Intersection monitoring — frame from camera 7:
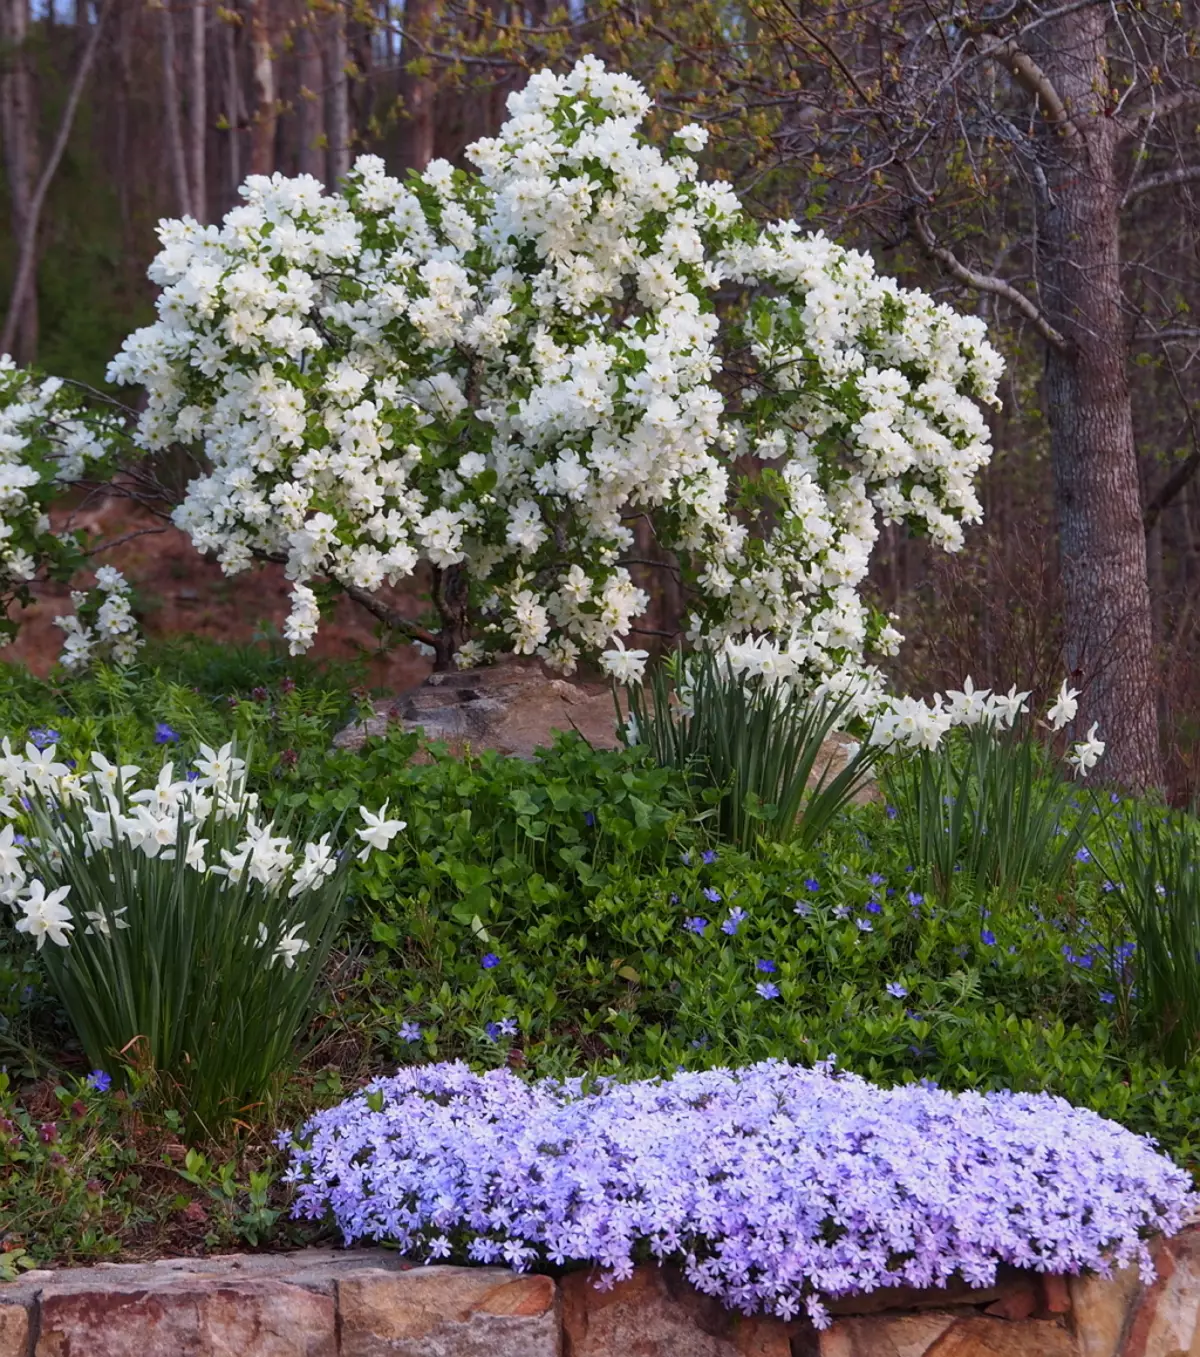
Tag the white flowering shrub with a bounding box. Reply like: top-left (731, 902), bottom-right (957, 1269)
top-left (108, 57), bottom-right (1002, 681)
top-left (53, 566), bottom-right (143, 671)
top-left (0, 356), bottom-right (122, 641)
top-left (0, 737), bottom-right (405, 1126)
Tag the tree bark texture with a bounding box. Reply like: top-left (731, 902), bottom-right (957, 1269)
top-left (1036, 8), bottom-right (1162, 789)
top-left (161, 0), bottom-right (191, 215)
top-left (247, 0), bottom-right (275, 175)
top-left (396, 0), bottom-right (434, 172)
top-left (325, 0), bottom-right (349, 185)
top-left (0, 0), bottom-right (38, 361)
top-left (296, 8), bottom-right (324, 182)
top-left (188, 0), bottom-right (206, 219)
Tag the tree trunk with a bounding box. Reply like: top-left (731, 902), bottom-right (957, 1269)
top-left (247, 0), bottom-right (275, 175)
top-left (296, 7), bottom-right (324, 183)
top-left (1037, 8), bottom-right (1162, 789)
top-left (396, 0), bottom-right (434, 172)
top-left (189, 0), bottom-right (206, 220)
top-left (161, 0), bottom-right (192, 215)
top-left (222, 6), bottom-right (240, 202)
top-left (325, 0), bottom-right (349, 185)
top-left (0, 0), bottom-right (38, 361)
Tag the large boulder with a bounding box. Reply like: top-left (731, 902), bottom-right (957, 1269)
top-left (333, 661), bottom-right (622, 759)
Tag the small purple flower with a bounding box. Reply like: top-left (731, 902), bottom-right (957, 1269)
top-left (481, 953), bottom-right (500, 969)
top-left (756, 981), bottom-right (780, 999)
top-left (154, 722), bottom-right (181, 744)
top-left (28, 727), bottom-right (60, 750)
top-left (681, 851), bottom-right (692, 866)
top-left (908, 892), bottom-right (924, 907)
top-left (855, 918), bottom-right (873, 933)
top-left (833, 904), bottom-right (851, 920)
top-left (1102, 880), bottom-right (1116, 893)
top-left (722, 907), bottom-right (748, 936)
top-left (1099, 991), bottom-right (1116, 1005)
top-left (885, 982), bottom-right (908, 999)
top-left (756, 959), bottom-right (777, 974)
top-left (685, 917), bottom-right (709, 936)
top-left (793, 900), bottom-right (813, 917)
top-left (804, 877), bottom-right (820, 892)
top-left (868, 873), bottom-right (885, 886)
top-left (484, 1022), bottom-right (503, 1042)
top-left (866, 899), bottom-right (881, 914)
top-left (584, 811), bottom-right (596, 827)
top-left (85, 1070), bottom-right (112, 1093)
top-left (703, 887), bottom-right (722, 904)
top-left (186, 769), bottom-right (200, 782)
top-left (398, 1021), bottom-right (422, 1043)
top-left (1075, 847), bottom-right (1092, 864)
top-left (981, 930), bottom-right (997, 947)
top-left (702, 850), bottom-right (718, 865)
top-left (886, 805), bottom-right (898, 820)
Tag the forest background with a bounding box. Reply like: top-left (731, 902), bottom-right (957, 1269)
top-left (2, 0), bottom-right (1200, 793)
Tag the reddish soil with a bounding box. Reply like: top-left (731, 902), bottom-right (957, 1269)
top-left (4, 496), bottom-right (433, 692)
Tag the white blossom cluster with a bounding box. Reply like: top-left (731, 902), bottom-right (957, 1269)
top-left (54, 565), bottom-right (143, 671)
top-left (719, 637), bottom-right (1105, 774)
top-left (0, 738), bottom-right (406, 959)
top-left (0, 355), bottom-right (116, 611)
top-left (108, 58), bottom-right (1002, 682)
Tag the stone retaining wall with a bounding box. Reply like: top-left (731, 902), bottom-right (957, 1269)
top-left (1, 1229), bottom-right (1198, 1356)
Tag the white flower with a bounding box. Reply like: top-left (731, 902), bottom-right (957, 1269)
top-left (357, 802), bottom-right (406, 858)
top-left (1047, 681), bottom-right (1080, 732)
top-left (84, 906), bottom-right (130, 937)
top-left (193, 742), bottom-right (246, 791)
top-left (1068, 723), bottom-right (1105, 778)
top-left (15, 879), bottom-right (74, 949)
top-left (599, 643), bottom-right (649, 685)
top-left (274, 924), bottom-right (311, 969)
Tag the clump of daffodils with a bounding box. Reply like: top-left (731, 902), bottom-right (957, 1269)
top-left (0, 738), bottom-right (405, 958)
top-left (108, 57), bottom-right (1002, 688)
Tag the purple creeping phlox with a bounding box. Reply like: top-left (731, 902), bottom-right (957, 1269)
top-left (284, 1060), bottom-right (1193, 1329)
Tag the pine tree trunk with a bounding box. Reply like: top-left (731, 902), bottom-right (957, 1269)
top-left (325, 0), bottom-right (348, 185)
top-left (0, 0), bottom-right (38, 361)
top-left (1037, 8), bottom-right (1162, 789)
top-left (161, 0), bottom-right (192, 215)
top-left (247, 0), bottom-right (275, 175)
top-left (396, 0), bottom-right (433, 171)
top-left (296, 7), bottom-right (324, 183)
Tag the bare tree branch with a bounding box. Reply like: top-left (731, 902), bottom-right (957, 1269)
top-left (910, 212), bottom-right (1069, 350)
top-left (1124, 163), bottom-right (1200, 207)
top-left (981, 39), bottom-right (1079, 139)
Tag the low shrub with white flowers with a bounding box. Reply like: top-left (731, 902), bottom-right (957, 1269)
top-left (0, 735), bottom-right (404, 1127)
top-left (93, 56), bottom-right (1001, 681)
top-left (286, 1058), bottom-right (1193, 1327)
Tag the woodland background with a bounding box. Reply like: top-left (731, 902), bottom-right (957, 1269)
top-left (2, 0), bottom-right (1200, 793)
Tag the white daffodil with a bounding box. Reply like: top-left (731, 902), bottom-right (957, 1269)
top-left (356, 802), bottom-right (406, 858)
top-left (1047, 681), bottom-right (1080, 732)
top-left (1068, 723), bottom-right (1106, 779)
top-left (15, 879), bottom-right (74, 949)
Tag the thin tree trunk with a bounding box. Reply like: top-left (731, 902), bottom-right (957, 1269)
top-left (325, 0), bottom-right (349, 185)
top-left (161, 0), bottom-right (192, 215)
top-left (247, 0), bottom-right (275, 175)
top-left (189, 0), bottom-right (206, 219)
top-left (0, 0), bottom-right (112, 358)
top-left (0, 0), bottom-right (37, 361)
top-left (1037, 8), bottom-right (1162, 789)
top-left (223, 7), bottom-right (240, 200)
top-left (396, 0), bottom-right (434, 171)
top-left (296, 6), bottom-right (324, 182)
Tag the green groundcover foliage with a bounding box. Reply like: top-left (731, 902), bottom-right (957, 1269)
top-left (0, 639), bottom-right (1197, 1269)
